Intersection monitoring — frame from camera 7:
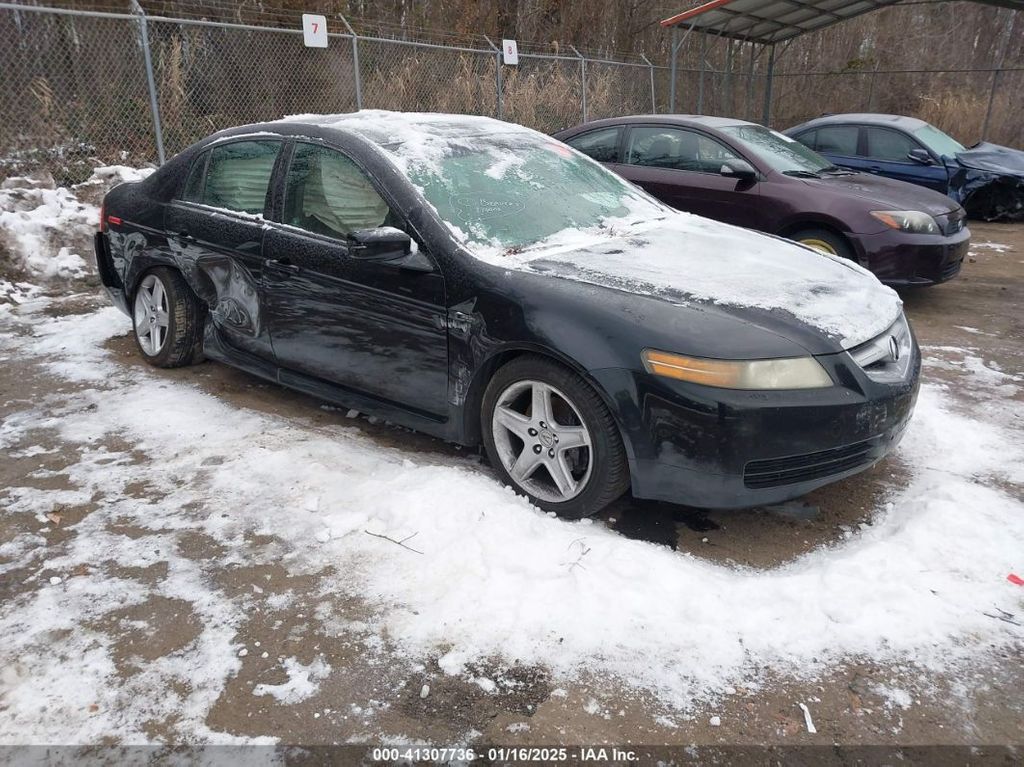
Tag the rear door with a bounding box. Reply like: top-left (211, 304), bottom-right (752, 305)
top-left (805, 124), bottom-right (864, 173)
top-left (261, 140), bottom-right (449, 418)
top-left (863, 126), bottom-right (950, 192)
top-left (164, 138), bottom-right (282, 359)
top-left (615, 125), bottom-right (761, 228)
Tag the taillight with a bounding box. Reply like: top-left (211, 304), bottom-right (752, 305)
top-left (99, 200), bottom-right (106, 232)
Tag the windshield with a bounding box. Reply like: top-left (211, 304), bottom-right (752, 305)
top-left (720, 124), bottom-right (834, 174)
top-left (913, 124), bottom-right (965, 158)
top-left (398, 134), bottom-right (666, 254)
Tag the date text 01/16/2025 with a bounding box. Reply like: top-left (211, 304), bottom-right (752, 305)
top-left (371, 746), bottom-right (638, 762)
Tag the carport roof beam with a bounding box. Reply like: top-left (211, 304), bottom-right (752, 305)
top-left (660, 0), bottom-right (1024, 45)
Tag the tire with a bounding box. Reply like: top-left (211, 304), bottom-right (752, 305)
top-left (132, 267), bottom-right (205, 368)
top-left (789, 228), bottom-right (854, 261)
top-left (481, 355), bottom-right (630, 519)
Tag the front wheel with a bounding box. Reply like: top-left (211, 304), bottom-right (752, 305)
top-left (481, 356), bottom-right (629, 519)
top-left (790, 228), bottom-right (854, 260)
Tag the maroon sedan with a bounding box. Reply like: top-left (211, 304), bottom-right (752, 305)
top-left (554, 115), bottom-right (969, 286)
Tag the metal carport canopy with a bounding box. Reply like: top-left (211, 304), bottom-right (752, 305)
top-left (659, 0), bottom-right (1024, 45)
top-left (660, 0), bottom-right (1024, 123)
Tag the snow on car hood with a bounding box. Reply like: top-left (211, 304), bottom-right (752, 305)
top-left (475, 211), bottom-right (903, 350)
top-left (278, 110), bottom-right (902, 350)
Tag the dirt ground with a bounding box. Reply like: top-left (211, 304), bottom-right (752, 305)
top-left (1, 222), bottom-right (1022, 758)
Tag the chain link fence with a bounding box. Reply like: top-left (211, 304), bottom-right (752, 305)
top-left (2, 2), bottom-right (1021, 185)
top-left (0, 3), bottom-right (659, 183)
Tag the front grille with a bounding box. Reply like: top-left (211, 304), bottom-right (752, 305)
top-left (744, 439), bottom-right (875, 489)
top-left (848, 314), bottom-right (913, 383)
top-left (940, 256), bottom-right (963, 281)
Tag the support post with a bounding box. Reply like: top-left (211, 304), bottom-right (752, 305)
top-left (866, 61), bottom-right (878, 111)
top-left (571, 45), bottom-right (587, 122)
top-left (669, 27), bottom-right (678, 112)
top-left (339, 15), bottom-right (362, 110)
top-left (697, 33), bottom-right (706, 114)
top-left (641, 53), bottom-right (655, 113)
top-left (132, 1), bottom-right (165, 165)
top-left (981, 69), bottom-right (1000, 142)
top-left (485, 36), bottom-right (502, 120)
top-left (744, 42), bottom-right (755, 120)
top-left (762, 43), bottom-right (775, 126)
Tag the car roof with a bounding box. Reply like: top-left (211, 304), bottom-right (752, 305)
top-left (789, 113), bottom-right (931, 132)
top-left (559, 114), bottom-right (759, 133)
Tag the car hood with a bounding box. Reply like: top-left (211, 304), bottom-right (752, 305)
top-left (799, 172), bottom-right (959, 215)
top-left (473, 211), bottom-right (903, 353)
top-left (954, 142), bottom-right (1024, 176)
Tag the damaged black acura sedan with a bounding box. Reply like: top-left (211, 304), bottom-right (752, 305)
top-left (96, 111), bottom-right (920, 518)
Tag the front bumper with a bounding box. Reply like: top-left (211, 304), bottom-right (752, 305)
top-left (590, 340), bottom-right (920, 509)
top-left (849, 226), bottom-right (970, 286)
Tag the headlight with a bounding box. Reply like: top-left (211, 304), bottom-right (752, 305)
top-left (642, 350), bottom-right (833, 390)
top-left (870, 210), bottom-right (939, 234)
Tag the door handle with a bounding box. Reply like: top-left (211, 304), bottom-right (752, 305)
top-left (264, 257), bottom-right (300, 274)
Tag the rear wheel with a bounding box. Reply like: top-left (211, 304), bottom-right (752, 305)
top-left (132, 267), bottom-right (204, 368)
top-left (481, 356), bottom-right (629, 519)
top-left (790, 228), bottom-right (854, 260)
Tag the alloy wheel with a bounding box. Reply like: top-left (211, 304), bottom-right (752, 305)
top-left (799, 237), bottom-right (838, 255)
top-left (133, 274), bottom-right (170, 356)
top-left (491, 379), bottom-right (593, 504)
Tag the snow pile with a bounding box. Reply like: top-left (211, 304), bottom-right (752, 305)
top-left (1, 303), bottom-right (1021, 744)
top-left (0, 166), bottom-right (151, 281)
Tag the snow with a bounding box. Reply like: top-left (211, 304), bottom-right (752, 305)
top-left (253, 657), bottom-right (331, 704)
top-left (1, 299), bottom-right (1022, 743)
top-left (276, 111), bottom-right (901, 348)
top-left (0, 165), bottom-right (152, 281)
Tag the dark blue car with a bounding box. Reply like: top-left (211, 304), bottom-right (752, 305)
top-left (785, 114), bottom-right (1024, 221)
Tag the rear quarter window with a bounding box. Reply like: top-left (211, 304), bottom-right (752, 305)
top-left (201, 140), bottom-right (281, 215)
top-left (180, 152), bottom-right (208, 202)
top-left (565, 127), bottom-right (622, 163)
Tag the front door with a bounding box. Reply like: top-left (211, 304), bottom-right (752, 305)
top-left (614, 125), bottom-right (762, 229)
top-left (262, 141), bottom-right (449, 418)
top-left (863, 126), bottom-right (950, 193)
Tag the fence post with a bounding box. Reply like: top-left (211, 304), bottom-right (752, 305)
top-left (485, 36), bottom-right (502, 120)
top-left (641, 53), bottom-right (656, 113)
top-left (697, 33), bottom-right (706, 114)
top-left (131, 1), bottom-right (165, 164)
top-left (981, 69), bottom-right (1000, 141)
top-left (866, 62), bottom-right (879, 111)
top-left (571, 46), bottom-right (587, 122)
top-left (762, 43), bottom-right (775, 126)
top-left (339, 15), bottom-right (362, 110)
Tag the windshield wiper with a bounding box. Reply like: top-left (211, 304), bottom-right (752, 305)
top-left (782, 169), bottom-right (822, 179)
top-left (822, 165), bottom-right (856, 176)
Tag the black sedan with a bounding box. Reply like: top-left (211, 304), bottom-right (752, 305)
top-left (786, 113), bottom-right (1024, 221)
top-left (555, 115), bottom-right (969, 286)
top-left (95, 111), bottom-right (920, 518)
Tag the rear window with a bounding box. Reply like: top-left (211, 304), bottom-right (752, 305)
top-left (201, 140), bottom-right (280, 215)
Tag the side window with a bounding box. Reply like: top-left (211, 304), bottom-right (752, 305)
top-left (283, 143), bottom-right (392, 240)
top-left (814, 126), bottom-right (860, 156)
top-left (626, 127), bottom-right (741, 173)
top-left (865, 127), bottom-right (917, 163)
top-left (180, 151), bottom-right (208, 202)
top-left (201, 140), bottom-right (280, 215)
top-left (795, 129), bottom-right (817, 150)
top-left (566, 127), bottom-right (622, 163)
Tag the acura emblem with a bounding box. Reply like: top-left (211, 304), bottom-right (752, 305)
top-left (888, 336), bottom-right (901, 362)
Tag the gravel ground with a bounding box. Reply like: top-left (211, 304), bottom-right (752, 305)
top-left (1, 222), bottom-right (1021, 757)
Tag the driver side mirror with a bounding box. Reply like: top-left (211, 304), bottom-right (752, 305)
top-left (720, 159), bottom-right (758, 182)
top-left (907, 148), bottom-right (934, 166)
top-left (347, 226), bottom-right (411, 261)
